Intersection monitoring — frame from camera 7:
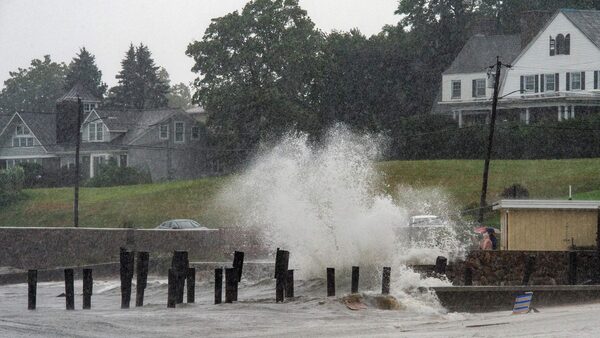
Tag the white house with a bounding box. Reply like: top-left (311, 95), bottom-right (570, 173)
top-left (434, 9), bottom-right (600, 127)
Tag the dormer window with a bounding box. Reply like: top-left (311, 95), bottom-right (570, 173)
top-left (88, 122), bottom-right (104, 141)
top-left (552, 34), bottom-right (570, 55)
top-left (83, 102), bottom-right (98, 113)
top-left (13, 124), bottom-right (34, 147)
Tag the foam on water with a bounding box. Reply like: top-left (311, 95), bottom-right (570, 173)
top-left (218, 125), bottom-right (467, 306)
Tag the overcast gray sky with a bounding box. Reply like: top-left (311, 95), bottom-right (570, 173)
top-left (0, 0), bottom-right (400, 89)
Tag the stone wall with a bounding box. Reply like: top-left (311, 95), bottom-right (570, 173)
top-left (449, 250), bottom-right (598, 285)
top-left (0, 227), bottom-right (266, 270)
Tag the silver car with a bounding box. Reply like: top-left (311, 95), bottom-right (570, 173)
top-left (155, 219), bottom-right (209, 230)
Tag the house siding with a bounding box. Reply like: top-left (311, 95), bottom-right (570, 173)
top-left (128, 117), bottom-right (205, 181)
top-left (442, 72), bottom-right (491, 102)
top-left (503, 12), bottom-right (600, 97)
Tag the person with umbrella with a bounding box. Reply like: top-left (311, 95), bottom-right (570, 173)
top-left (475, 227), bottom-right (500, 250)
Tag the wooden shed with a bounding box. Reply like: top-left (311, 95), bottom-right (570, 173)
top-left (493, 200), bottom-right (600, 251)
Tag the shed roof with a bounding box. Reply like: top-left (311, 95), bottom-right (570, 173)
top-left (57, 83), bottom-right (100, 103)
top-left (493, 199), bottom-right (600, 210)
top-left (443, 34), bottom-right (521, 75)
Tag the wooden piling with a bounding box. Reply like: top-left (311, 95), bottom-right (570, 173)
top-left (171, 250), bottom-right (190, 304)
top-left (233, 251), bottom-right (244, 282)
top-left (351, 266), bottom-right (359, 294)
top-left (327, 268), bottom-right (335, 297)
top-left (464, 267), bottom-right (473, 286)
top-left (285, 270), bottom-right (294, 298)
top-left (522, 254), bottom-right (536, 285)
top-left (434, 256), bottom-right (448, 275)
top-left (214, 268), bottom-right (223, 304)
top-left (82, 268), bottom-right (93, 310)
top-left (382, 267), bottom-right (391, 295)
top-left (135, 251), bottom-right (149, 307)
top-left (275, 249), bottom-right (289, 303)
top-left (64, 268), bottom-right (74, 310)
top-left (568, 251), bottom-right (578, 285)
top-left (187, 268), bottom-right (196, 303)
top-left (225, 268), bottom-right (236, 303)
top-left (171, 251), bottom-right (189, 304)
top-left (28, 270), bottom-right (37, 310)
top-left (119, 250), bottom-right (134, 309)
top-left (167, 269), bottom-right (177, 308)
top-left (232, 251), bottom-right (244, 301)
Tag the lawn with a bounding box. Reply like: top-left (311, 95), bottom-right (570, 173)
top-left (1, 158), bottom-right (599, 228)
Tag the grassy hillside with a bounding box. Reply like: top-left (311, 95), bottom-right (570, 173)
top-left (1, 159), bottom-right (599, 228)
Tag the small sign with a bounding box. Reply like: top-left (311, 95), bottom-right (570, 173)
top-left (512, 292), bottom-right (533, 314)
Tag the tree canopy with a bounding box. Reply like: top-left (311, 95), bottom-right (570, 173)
top-left (64, 47), bottom-right (107, 99)
top-left (186, 0), bottom-right (323, 163)
top-left (106, 43), bottom-right (169, 109)
top-left (0, 55), bottom-right (67, 114)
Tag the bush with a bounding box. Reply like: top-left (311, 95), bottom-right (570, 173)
top-left (0, 166), bottom-right (25, 207)
top-left (18, 162), bottom-right (44, 188)
top-left (86, 161), bottom-right (151, 187)
top-left (501, 183), bottom-right (529, 199)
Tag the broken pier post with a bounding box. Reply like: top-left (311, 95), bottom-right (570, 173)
top-left (434, 256), bottom-right (448, 275)
top-left (83, 268), bottom-right (93, 310)
top-left (351, 266), bottom-right (359, 294)
top-left (171, 251), bottom-right (189, 304)
top-left (285, 270), bottom-right (294, 298)
top-left (28, 270), bottom-right (37, 310)
top-left (119, 249), bottom-right (134, 309)
top-left (64, 268), bottom-right (75, 310)
top-left (275, 249), bottom-right (289, 302)
top-left (327, 268), bottom-right (335, 297)
top-left (232, 251), bottom-right (244, 301)
top-left (225, 268), bottom-right (236, 303)
top-left (187, 268), bottom-right (195, 303)
top-left (136, 251), bottom-right (149, 307)
top-left (167, 269), bottom-right (177, 308)
top-left (382, 267), bottom-right (391, 295)
top-left (214, 268), bottom-right (223, 304)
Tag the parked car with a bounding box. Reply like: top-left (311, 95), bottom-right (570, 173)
top-left (155, 219), bottom-right (209, 230)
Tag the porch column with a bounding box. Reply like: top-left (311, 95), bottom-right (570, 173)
top-left (452, 110), bottom-right (457, 120)
top-left (525, 108), bottom-right (530, 125)
top-left (458, 110), bottom-right (463, 128)
top-left (558, 106), bottom-right (562, 121)
top-left (571, 105), bottom-right (575, 119)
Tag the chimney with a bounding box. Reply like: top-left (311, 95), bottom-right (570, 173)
top-left (55, 99), bottom-right (80, 145)
top-left (520, 10), bottom-right (553, 48)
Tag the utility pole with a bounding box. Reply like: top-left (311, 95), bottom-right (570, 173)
top-left (478, 56), bottom-right (511, 224)
top-left (73, 96), bottom-right (82, 227)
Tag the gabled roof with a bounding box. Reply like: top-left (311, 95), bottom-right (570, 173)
top-left (493, 199), bottom-right (600, 210)
top-left (0, 112), bottom-right (56, 152)
top-left (18, 112), bottom-right (57, 147)
top-left (443, 34), bottom-right (522, 75)
top-left (90, 108), bottom-right (194, 144)
top-left (57, 83), bottom-right (100, 103)
top-left (561, 9), bottom-right (600, 50)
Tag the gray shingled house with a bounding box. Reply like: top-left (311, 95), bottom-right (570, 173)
top-left (0, 85), bottom-right (208, 181)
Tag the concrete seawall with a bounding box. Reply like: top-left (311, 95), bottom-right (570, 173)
top-left (0, 227), bottom-right (265, 270)
top-left (432, 285), bottom-right (600, 312)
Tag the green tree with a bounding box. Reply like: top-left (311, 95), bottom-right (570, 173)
top-left (186, 0), bottom-right (323, 165)
top-left (106, 43), bottom-right (169, 109)
top-left (64, 47), bottom-right (107, 99)
top-left (0, 55), bottom-right (67, 113)
top-left (167, 83), bottom-right (193, 109)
